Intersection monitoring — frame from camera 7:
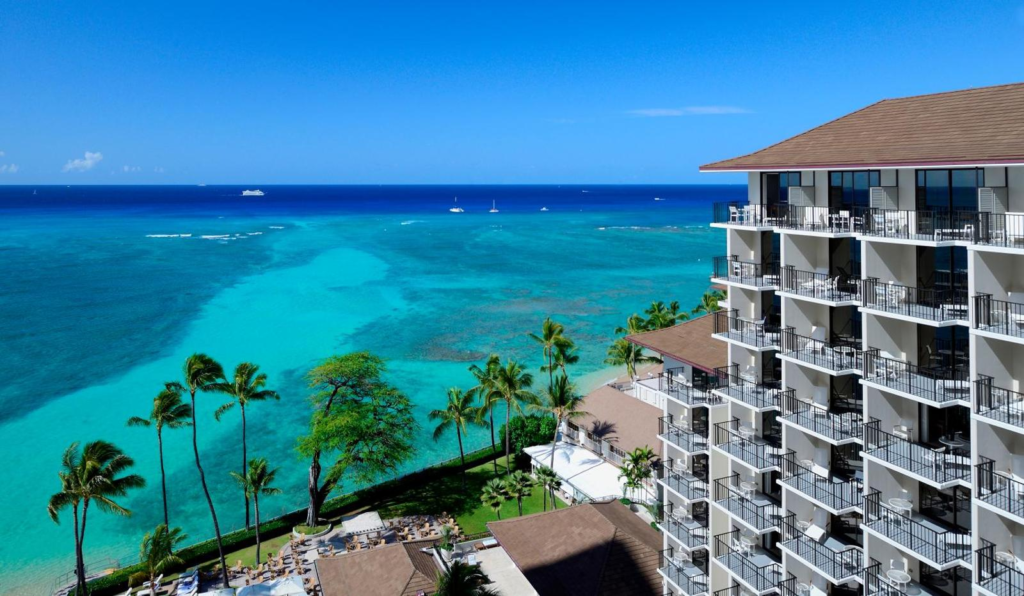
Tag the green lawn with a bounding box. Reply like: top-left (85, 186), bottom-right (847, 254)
top-left (197, 534), bottom-right (292, 570)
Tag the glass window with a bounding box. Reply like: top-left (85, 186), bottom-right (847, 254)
top-left (916, 168), bottom-right (983, 211)
top-left (828, 170), bottom-right (878, 208)
top-left (831, 172), bottom-right (842, 186)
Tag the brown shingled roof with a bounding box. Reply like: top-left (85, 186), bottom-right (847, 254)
top-left (626, 314), bottom-right (725, 373)
top-left (701, 82), bottom-right (1024, 171)
top-left (315, 538), bottom-right (439, 596)
top-left (487, 500), bottom-right (662, 596)
top-left (577, 385), bottom-right (662, 458)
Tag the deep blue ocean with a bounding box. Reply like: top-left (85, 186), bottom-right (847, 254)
top-left (0, 185), bottom-right (738, 592)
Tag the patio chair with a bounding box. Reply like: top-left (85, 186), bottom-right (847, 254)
top-left (729, 205), bottom-right (741, 223)
top-left (927, 447), bottom-right (945, 475)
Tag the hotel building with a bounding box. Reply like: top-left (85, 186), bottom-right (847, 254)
top-left (637, 82), bottom-right (1024, 596)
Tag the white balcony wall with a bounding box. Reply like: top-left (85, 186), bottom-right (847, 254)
top-left (978, 508), bottom-right (1024, 555)
top-left (783, 296), bottom-right (829, 337)
top-left (786, 422), bottom-right (830, 466)
top-left (864, 387), bottom-right (919, 440)
top-left (813, 171), bottom-right (829, 207)
top-left (866, 534), bottom-right (921, 583)
top-left (897, 168), bottom-right (916, 210)
top-left (781, 234), bottom-right (827, 271)
top-left (747, 172), bottom-right (760, 205)
top-left (975, 336), bottom-right (1024, 392)
top-left (973, 250), bottom-right (1024, 299)
top-left (783, 361), bottom-right (829, 406)
top-left (727, 228), bottom-right (762, 263)
top-left (1009, 166), bottom-right (1024, 211)
top-left (783, 489), bottom-right (828, 529)
top-left (865, 463), bottom-right (919, 514)
top-left (976, 421), bottom-right (1024, 474)
top-left (864, 241), bottom-right (916, 285)
top-left (864, 315), bottom-right (917, 362)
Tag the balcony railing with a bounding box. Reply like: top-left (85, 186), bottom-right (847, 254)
top-left (974, 212), bottom-right (1024, 249)
top-left (864, 559), bottom-right (908, 596)
top-left (660, 548), bottom-right (710, 596)
top-left (864, 490), bottom-right (971, 566)
top-left (661, 469), bottom-right (710, 501)
top-left (780, 327), bottom-right (862, 373)
top-left (712, 256), bottom-right (780, 288)
top-left (713, 474), bottom-right (782, 532)
top-left (780, 266), bottom-right (861, 302)
top-left (975, 376), bottom-right (1024, 431)
top-left (714, 419), bottom-right (782, 471)
top-left (863, 420), bottom-right (970, 484)
top-left (713, 364), bottom-right (787, 411)
top-left (712, 202), bottom-right (783, 227)
top-left (862, 349), bottom-right (970, 404)
top-left (864, 208), bottom-right (978, 242)
top-left (660, 507), bottom-right (710, 550)
top-left (713, 530), bottom-right (783, 593)
top-left (713, 310), bottom-right (782, 349)
top-left (660, 416), bottom-right (710, 454)
top-left (975, 294), bottom-right (1024, 340)
top-left (780, 514), bottom-right (862, 582)
top-left (978, 539), bottom-right (1024, 596)
top-left (656, 368), bottom-right (723, 407)
top-left (779, 452), bottom-right (862, 512)
top-left (977, 457), bottom-right (1024, 519)
top-left (861, 277), bottom-right (967, 322)
top-left (780, 393), bottom-right (862, 443)
top-left (775, 205), bottom-right (867, 234)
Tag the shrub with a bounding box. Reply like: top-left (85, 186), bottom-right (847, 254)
top-left (498, 414), bottom-right (557, 457)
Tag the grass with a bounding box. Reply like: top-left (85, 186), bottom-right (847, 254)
top-left (197, 534), bottom-right (292, 570)
top-left (293, 524), bottom-right (330, 535)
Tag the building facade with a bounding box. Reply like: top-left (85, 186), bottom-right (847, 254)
top-left (647, 83), bottom-right (1024, 596)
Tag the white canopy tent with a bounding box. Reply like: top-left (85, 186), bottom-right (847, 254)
top-left (235, 577), bottom-right (306, 596)
top-left (524, 441), bottom-right (624, 501)
top-left (341, 510), bottom-right (385, 535)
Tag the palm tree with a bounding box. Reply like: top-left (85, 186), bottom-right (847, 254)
top-left (619, 446), bottom-right (658, 503)
top-left (467, 355), bottom-right (502, 474)
top-left (614, 313), bottom-right (648, 335)
top-left (644, 300), bottom-right (688, 329)
top-left (550, 340), bottom-right (579, 378)
top-left (210, 362), bottom-right (279, 529)
top-left (435, 560), bottom-right (500, 596)
top-left (48, 441), bottom-right (146, 596)
top-left (503, 471), bottom-right (534, 517)
top-left (126, 383), bottom-right (192, 527)
top-left (494, 359), bottom-right (537, 470)
top-left (528, 317), bottom-right (570, 390)
top-left (534, 465), bottom-right (561, 511)
top-left (176, 353), bottom-right (230, 588)
top-left (605, 338), bottom-right (662, 382)
top-left (530, 375), bottom-right (587, 469)
top-left (129, 524), bottom-right (187, 589)
top-left (230, 457), bottom-right (281, 565)
top-left (480, 478), bottom-right (507, 520)
top-left (692, 290), bottom-right (725, 315)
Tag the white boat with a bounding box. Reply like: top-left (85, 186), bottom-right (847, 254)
top-left (242, 189), bottom-right (264, 196)
top-left (449, 197), bottom-right (464, 213)
top-left (489, 200), bottom-right (499, 213)
top-left (654, 197), bottom-right (664, 201)
top-left (540, 207), bottom-right (549, 212)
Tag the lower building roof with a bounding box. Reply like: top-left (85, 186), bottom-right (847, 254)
top-left (315, 538), bottom-right (439, 596)
top-left (625, 313), bottom-right (726, 374)
top-left (576, 384), bottom-right (662, 458)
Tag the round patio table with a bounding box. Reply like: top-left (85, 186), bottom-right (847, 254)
top-left (886, 569), bottom-right (911, 590)
top-left (888, 498), bottom-right (913, 517)
top-left (996, 551), bottom-right (1016, 566)
top-left (740, 533), bottom-right (759, 554)
top-left (739, 481), bottom-right (758, 498)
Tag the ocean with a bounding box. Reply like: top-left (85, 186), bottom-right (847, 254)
top-left (0, 184), bottom-right (736, 593)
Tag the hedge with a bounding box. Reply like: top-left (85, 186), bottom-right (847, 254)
top-left (80, 444), bottom-right (503, 595)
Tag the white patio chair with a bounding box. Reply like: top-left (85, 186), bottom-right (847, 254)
top-left (729, 206), bottom-right (741, 223)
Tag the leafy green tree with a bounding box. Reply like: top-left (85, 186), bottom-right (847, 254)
top-left (298, 352), bottom-right (416, 526)
top-left (435, 560), bottom-right (500, 596)
top-left (48, 441), bottom-right (146, 596)
top-left (467, 355), bottom-right (502, 474)
top-left (614, 313), bottom-right (648, 335)
top-left (480, 478), bottom-right (507, 520)
top-left (618, 446), bottom-right (658, 503)
top-left (533, 465), bottom-right (561, 511)
top-left (499, 414), bottom-right (558, 457)
top-left (129, 524), bottom-right (187, 589)
top-left (494, 359), bottom-right (538, 470)
top-left (530, 375), bottom-right (587, 469)
top-left (126, 383), bottom-right (192, 528)
top-left (605, 338), bottom-right (662, 382)
top-left (503, 471), bottom-right (535, 517)
top-left (211, 362), bottom-right (279, 529)
top-left (231, 457), bottom-right (281, 565)
top-left (430, 387), bottom-right (480, 468)
top-left (528, 317), bottom-right (571, 390)
top-left (644, 300), bottom-right (688, 329)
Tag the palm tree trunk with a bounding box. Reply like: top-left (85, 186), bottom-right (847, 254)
top-left (306, 450), bottom-right (322, 527)
top-left (158, 430), bottom-right (168, 528)
top-left (79, 501), bottom-right (90, 596)
top-left (242, 403), bottom-right (250, 530)
top-left (456, 426), bottom-right (466, 489)
top-left (73, 502), bottom-right (86, 596)
top-left (504, 401), bottom-right (511, 472)
top-left (254, 495), bottom-right (261, 566)
top-left (547, 350), bottom-right (553, 391)
top-left (542, 486), bottom-right (547, 512)
top-left (549, 415), bottom-right (560, 469)
top-left (489, 410), bottom-right (497, 475)
top-left (517, 497), bottom-right (523, 516)
top-left (190, 390), bottom-right (229, 587)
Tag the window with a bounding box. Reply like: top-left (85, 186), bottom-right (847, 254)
top-left (828, 170), bottom-right (880, 208)
top-left (915, 169), bottom-right (984, 211)
top-left (762, 172), bottom-right (802, 206)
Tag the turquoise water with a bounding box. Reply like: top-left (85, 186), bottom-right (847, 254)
top-left (0, 185), bottom-right (731, 593)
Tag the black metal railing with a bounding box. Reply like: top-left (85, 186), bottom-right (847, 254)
top-left (978, 538), bottom-right (1024, 596)
top-left (864, 208), bottom-right (978, 241)
top-left (863, 419), bottom-right (970, 484)
top-left (712, 256), bottom-right (780, 287)
top-left (661, 469), bottom-right (709, 501)
top-left (781, 393), bottom-right (862, 442)
top-left (974, 212), bottom-right (1024, 248)
top-left (658, 368), bottom-right (722, 407)
top-left (780, 514), bottom-right (862, 582)
top-left (660, 416), bottom-right (709, 453)
top-left (776, 205), bottom-right (867, 234)
top-left (712, 364), bottom-right (786, 411)
top-left (713, 530), bottom-right (783, 593)
top-left (779, 452), bottom-right (862, 511)
top-left (713, 474), bottom-right (782, 531)
top-left (862, 349), bottom-right (970, 404)
top-left (713, 309), bottom-right (781, 349)
top-left (864, 558), bottom-right (905, 596)
top-left (714, 419), bottom-right (781, 470)
top-left (975, 375), bottom-right (1024, 429)
top-left (781, 327), bottom-right (862, 372)
top-left (781, 266), bottom-right (861, 302)
top-left (712, 202), bottom-right (783, 227)
top-left (861, 277), bottom-right (968, 322)
top-left (864, 490), bottom-right (970, 566)
top-left (660, 547), bottom-right (709, 596)
top-left (977, 457), bottom-right (1024, 519)
top-left (975, 294), bottom-right (1024, 339)
top-left (659, 506), bottom-right (710, 550)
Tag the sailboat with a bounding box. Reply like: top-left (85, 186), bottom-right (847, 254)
top-left (540, 207), bottom-right (549, 212)
top-left (449, 197), bottom-right (464, 213)
top-left (489, 200), bottom-right (499, 213)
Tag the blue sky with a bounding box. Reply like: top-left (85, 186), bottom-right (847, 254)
top-left (2, 1), bottom-right (1024, 184)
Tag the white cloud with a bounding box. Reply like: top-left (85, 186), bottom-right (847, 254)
top-left (122, 165), bottom-right (142, 173)
top-left (0, 151), bottom-right (5, 157)
top-left (0, 164), bottom-right (18, 174)
top-left (62, 151), bottom-right (104, 172)
top-left (153, 166), bottom-right (165, 173)
top-left (627, 106), bottom-right (750, 117)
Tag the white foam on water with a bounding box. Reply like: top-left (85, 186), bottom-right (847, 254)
top-left (247, 232), bottom-right (263, 236)
top-left (145, 234), bottom-right (189, 238)
top-left (201, 234), bottom-right (231, 240)
top-left (269, 225), bottom-right (285, 229)
top-left (400, 220), bottom-right (425, 225)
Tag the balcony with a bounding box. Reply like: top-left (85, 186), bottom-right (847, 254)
top-left (780, 267), bottom-right (861, 303)
top-left (775, 205), bottom-right (867, 235)
top-left (779, 453), bottom-right (862, 513)
top-left (863, 420), bottom-right (970, 485)
top-left (647, 368), bottom-right (723, 407)
top-left (863, 208), bottom-right (978, 243)
top-left (780, 514), bottom-right (862, 583)
top-left (864, 491), bottom-right (970, 567)
top-left (975, 294), bottom-right (1024, 341)
top-left (712, 202), bottom-right (781, 229)
top-left (780, 393), bottom-right (862, 444)
top-left (660, 416), bottom-right (710, 454)
top-left (713, 474), bottom-right (783, 532)
top-left (661, 468), bottom-right (710, 501)
top-left (713, 310), bottom-right (782, 350)
top-left (659, 507), bottom-right (710, 550)
top-left (865, 559), bottom-right (944, 596)
top-left (780, 327), bottom-right (862, 374)
top-left (711, 256), bottom-right (780, 289)
top-left (977, 458), bottom-right (1024, 521)
top-left (862, 350), bottom-right (970, 405)
top-left (974, 212), bottom-right (1024, 250)
top-left (861, 278), bottom-right (967, 323)
top-left (660, 548), bottom-right (710, 596)
top-left (714, 419), bottom-right (782, 471)
top-left (713, 365), bottom-right (787, 411)
top-left (975, 376), bottom-right (1024, 431)
top-left (978, 540), bottom-right (1024, 596)
top-left (713, 530), bottom-right (783, 593)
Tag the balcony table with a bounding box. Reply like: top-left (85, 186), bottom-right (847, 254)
top-left (739, 481), bottom-right (758, 500)
top-left (885, 569), bottom-right (911, 590)
top-left (888, 498), bottom-right (913, 517)
top-left (996, 551), bottom-right (1015, 566)
top-left (738, 425), bottom-right (756, 441)
top-left (740, 533), bottom-right (759, 554)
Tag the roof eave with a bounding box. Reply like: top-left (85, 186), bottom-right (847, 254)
top-left (700, 156), bottom-right (1024, 172)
